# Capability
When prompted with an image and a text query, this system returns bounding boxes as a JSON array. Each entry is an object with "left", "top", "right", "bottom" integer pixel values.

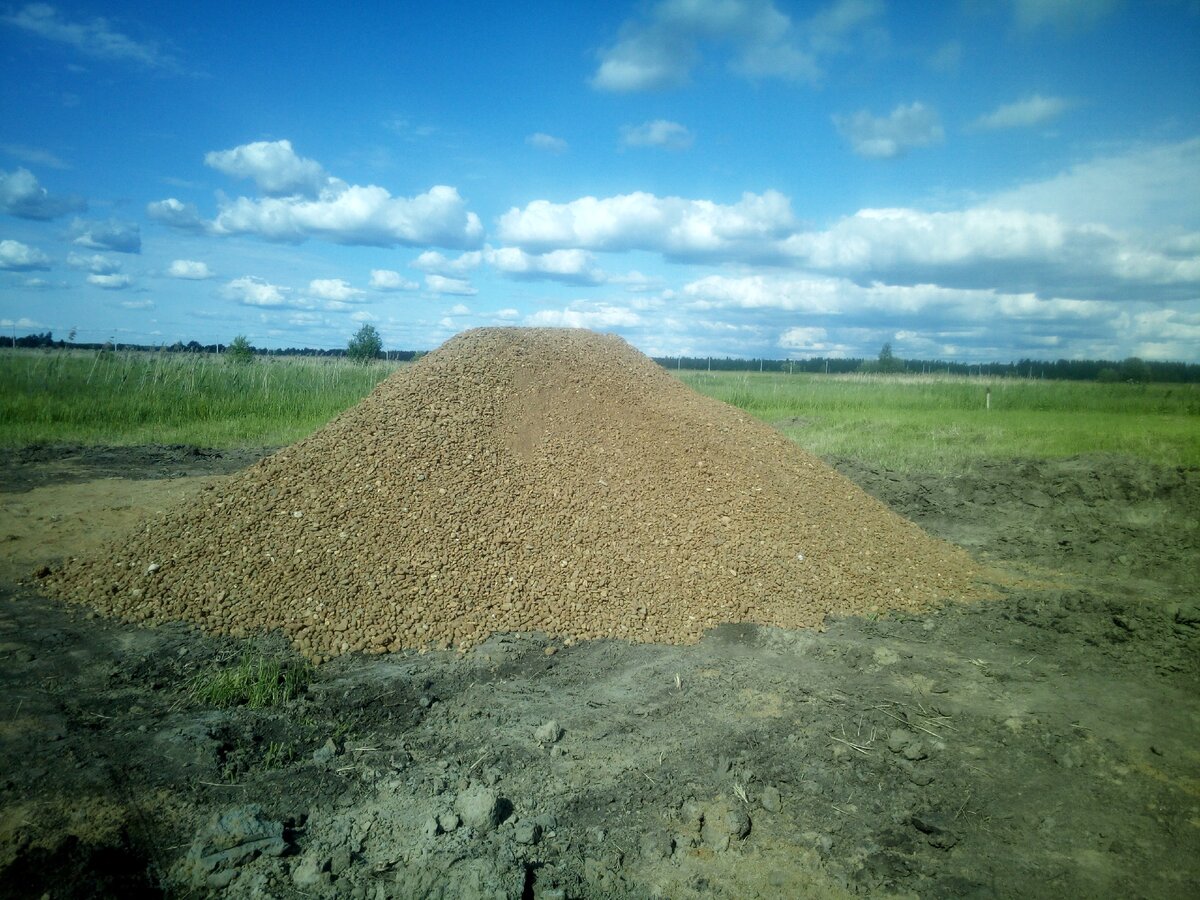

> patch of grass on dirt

[
  {"left": 188, "top": 652, "right": 312, "bottom": 709},
  {"left": 679, "top": 371, "right": 1200, "bottom": 472},
  {"left": 0, "top": 349, "right": 397, "bottom": 447}
]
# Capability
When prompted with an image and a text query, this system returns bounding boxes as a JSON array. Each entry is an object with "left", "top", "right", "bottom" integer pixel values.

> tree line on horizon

[{"left": 8, "top": 331, "right": 1199, "bottom": 384}]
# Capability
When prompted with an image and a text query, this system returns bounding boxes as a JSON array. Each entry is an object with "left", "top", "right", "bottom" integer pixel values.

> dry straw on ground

[{"left": 44, "top": 328, "right": 993, "bottom": 661}]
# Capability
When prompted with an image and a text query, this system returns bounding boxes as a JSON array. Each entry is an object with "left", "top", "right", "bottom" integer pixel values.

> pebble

[
  {"left": 454, "top": 785, "right": 505, "bottom": 834},
  {"left": 514, "top": 821, "right": 542, "bottom": 845},
  {"left": 760, "top": 786, "right": 782, "bottom": 813}
]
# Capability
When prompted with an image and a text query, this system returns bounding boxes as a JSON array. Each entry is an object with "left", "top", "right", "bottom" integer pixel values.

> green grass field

[
  {"left": 0, "top": 349, "right": 397, "bottom": 448},
  {"left": 2, "top": 349, "right": 1197, "bottom": 471},
  {"left": 679, "top": 371, "right": 1200, "bottom": 471}
]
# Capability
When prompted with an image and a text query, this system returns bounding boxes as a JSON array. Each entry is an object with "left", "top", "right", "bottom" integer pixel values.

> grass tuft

[{"left": 188, "top": 652, "right": 313, "bottom": 709}]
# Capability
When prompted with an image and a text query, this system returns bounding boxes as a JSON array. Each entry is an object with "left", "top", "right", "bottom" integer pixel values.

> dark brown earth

[{"left": 1, "top": 445, "right": 1197, "bottom": 899}]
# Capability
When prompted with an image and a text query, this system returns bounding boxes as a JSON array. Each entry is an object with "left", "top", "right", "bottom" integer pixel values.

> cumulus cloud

[
  {"left": 0, "top": 167, "right": 85, "bottom": 219},
  {"left": 425, "top": 274, "right": 477, "bottom": 295},
  {"left": 774, "top": 205, "right": 1200, "bottom": 301},
  {"left": 67, "top": 252, "right": 119, "bottom": 274},
  {"left": 971, "top": 94, "right": 1071, "bottom": 130},
  {"left": 486, "top": 247, "right": 607, "bottom": 284},
  {"left": 167, "top": 259, "right": 212, "bottom": 279},
  {"left": 0, "top": 239, "right": 50, "bottom": 270},
  {"left": 833, "top": 102, "right": 944, "bottom": 158},
  {"left": 222, "top": 275, "right": 297, "bottom": 308},
  {"left": 71, "top": 218, "right": 141, "bottom": 253},
  {"left": 369, "top": 269, "right": 418, "bottom": 291},
  {"left": 526, "top": 301, "right": 643, "bottom": 329},
  {"left": 147, "top": 197, "right": 208, "bottom": 232},
  {"left": 2, "top": 3, "right": 174, "bottom": 68},
  {"left": 683, "top": 273, "right": 1112, "bottom": 328},
  {"left": 205, "top": 140, "right": 327, "bottom": 197},
  {"left": 591, "top": 0, "right": 883, "bottom": 92},
  {"left": 307, "top": 278, "right": 365, "bottom": 302},
  {"left": 497, "top": 189, "right": 794, "bottom": 257},
  {"left": 621, "top": 120, "right": 694, "bottom": 150},
  {"left": 87, "top": 273, "right": 131, "bottom": 289},
  {"left": 526, "top": 132, "right": 568, "bottom": 153},
  {"left": 412, "top": 250, "right": 483, "bottom": 274},
  {"left": 211, "top": 182, "right": 483, "bottom": 248}
]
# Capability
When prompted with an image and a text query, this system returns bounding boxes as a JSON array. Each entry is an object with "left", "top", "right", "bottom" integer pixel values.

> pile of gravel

[{"left": 44, "top": 328, "right": 992, "bottom": 661}]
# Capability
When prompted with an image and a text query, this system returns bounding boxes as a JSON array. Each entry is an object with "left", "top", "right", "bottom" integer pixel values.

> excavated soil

[{"left": 41, "top": 329, "right": 992, "bottom": 661}]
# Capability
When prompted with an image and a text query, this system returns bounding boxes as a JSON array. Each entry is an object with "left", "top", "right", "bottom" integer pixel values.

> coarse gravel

[{"left": 42, "top": 328, "right": 995, "bottom": 661}]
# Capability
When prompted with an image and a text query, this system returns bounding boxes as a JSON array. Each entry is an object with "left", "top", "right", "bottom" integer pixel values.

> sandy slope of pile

[{"left": 43, "top": 328, "right": 992, "bottom": 660}]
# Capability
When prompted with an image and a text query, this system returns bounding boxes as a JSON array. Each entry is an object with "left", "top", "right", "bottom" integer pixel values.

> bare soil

[{"left": 1, "top": 446, "right": 1197, "bottom": 899}]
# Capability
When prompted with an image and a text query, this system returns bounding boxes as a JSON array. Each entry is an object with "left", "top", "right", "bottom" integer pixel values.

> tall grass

[
  {"left": 0, "top": 349, "right": 397, "bottom": 447},
  {"left": 3, "top": 349, "right": 1196, "bottom": 470},
  {"left": 679, "top": 371, "right": 1200, "bottom": 472}
]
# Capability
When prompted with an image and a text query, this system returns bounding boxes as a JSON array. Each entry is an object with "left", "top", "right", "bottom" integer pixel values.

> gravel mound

[{"left": 43, "top": 328, "right": 992, "bottom": 661}]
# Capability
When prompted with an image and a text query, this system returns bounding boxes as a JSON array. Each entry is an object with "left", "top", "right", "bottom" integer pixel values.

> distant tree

[
  {"left": 347, "top": 324, "right": 382, "bottom": 362},
  {"left": 226, "top": 334, "right": 255, "bottom": 365},
  {"left": 1120, "top": 357, "right": 1150, "bottom": 384},
  {"left": 1096, "top": 367, "right": 1121, "bottom": 383},
  {"left": 876, "top": 342, "right": 905, "bottom": 374}
]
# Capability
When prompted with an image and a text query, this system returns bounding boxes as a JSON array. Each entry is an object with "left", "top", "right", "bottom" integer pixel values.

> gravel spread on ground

[{"left": 42, "top": 328, "right": 994, "bottom": 661}]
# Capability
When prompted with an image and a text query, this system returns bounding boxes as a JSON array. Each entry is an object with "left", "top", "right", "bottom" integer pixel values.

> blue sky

[{"left": 2, "top": 0, "right": 1199, "bottom": 361}]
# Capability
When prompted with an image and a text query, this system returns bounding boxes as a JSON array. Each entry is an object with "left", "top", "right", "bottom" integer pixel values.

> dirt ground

[{"left": 0, "top": 445, "right": 1197, "bottom": 899}]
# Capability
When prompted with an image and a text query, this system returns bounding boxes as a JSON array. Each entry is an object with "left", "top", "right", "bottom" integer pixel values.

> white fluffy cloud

[
  {"left": 308, "top": 278, "right": 365, "bottom": 302},
  {"left": 222, "top": 276, "right": 296, "bottom": 308},
  {"left": 526, "top": 301, "right": 643, "bottom": 329},
  {"left": 486, "top": 247, "right": 606, "bottom": 284},
  {"left": 211, "top": 183, "right": 483, "bottom": 248},
  {"left": 205, "top": 140, "right": 327, "bottom": 197},
  {"left": 0, "top": 167, "right": 85, "bottom": 219},
  {"left": 153, "top": 141, "right": 484, "bottom": 249},
  {"left": 67, "top": 252, "right": 119, "bottom": 274},
  {"left": 776, "top": 206, "right": 1200, "bottom": 300},
  {"left": 369, "top": 269, "right": 418, "bottom": 291},
  {"left": 425, "top": 274, "right": 476, "bottom": 295},
  {"left": 498, "top": 189, "right": 794, "bottom": 256},
  {"left": 412, "top": 250, "right": 483, "bottom": 274},
  {"left": 167, "top": 259, "right": 213, "bottom": 279},
  {"left": 87, "top": 273, "right": 131, "bottom": 289},
  {"left": 71, "top": 218, "right": 141, "bottom": 253},
  {"left": 972, "top": 94, "right": 1071, "bottom": 130},
  {"left": 833, "top": 102, "right": 943, "bottom": 158},
  {"left": 0, "top": 239, "right": 50, "bottom": 270},
  {"left": 147, "top": 198, "right": 208, "bottom": 232},
  {"left": 526, "top": 132, "right": 568, "bottom": 153},
  {"left": 683, "top": 272, "right": 1113, "bottom": 329},
  {"left": 621, "top": 120, "right": 694, "bottom": 150}
]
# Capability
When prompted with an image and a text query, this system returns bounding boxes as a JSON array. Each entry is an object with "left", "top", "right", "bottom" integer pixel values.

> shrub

[
  {"left": 347, "top": 324, "right": 382, "bottom": 363},
  {"left": 226, "top": 335, "right": 255, "bottom": 366}
]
